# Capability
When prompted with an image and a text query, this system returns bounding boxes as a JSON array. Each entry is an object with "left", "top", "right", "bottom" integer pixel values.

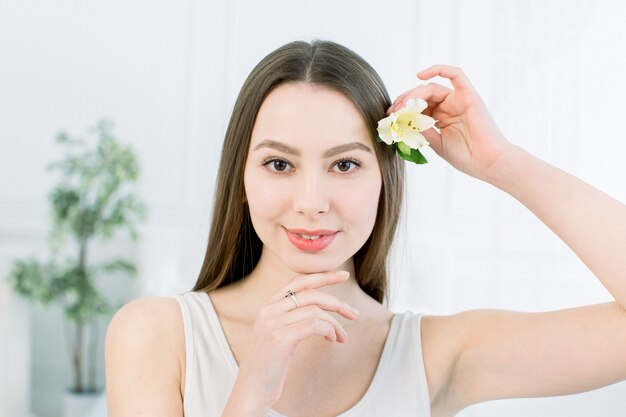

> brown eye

[
  {"left": 262, "top": 158, "right": 293, "bottom": 173},
  {"left": 331, "top": 158, "right": 361, "bottom": 175},
  {"left": 337, "top": 161, "right": 352, "bottom": 172},
  {"left": 272, "top": 160, "right": 288, "bottom": 171}
]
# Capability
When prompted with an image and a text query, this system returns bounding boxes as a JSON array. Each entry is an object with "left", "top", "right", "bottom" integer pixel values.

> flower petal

[
  {"left": 377, "top": 117, "right": 394, "bottom": 145},
  {"left": 398, "top": 128, "right": 430, "bottom": 149},
  {"left": 401, "top": 97, "right": 428, "bottom": 114},
  {"left": 412, "top": 113, "right": 437, "bottom": 131}
]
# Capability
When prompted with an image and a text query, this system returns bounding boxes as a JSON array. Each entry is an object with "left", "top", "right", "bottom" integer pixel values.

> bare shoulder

[{"left": 105, "top": 296, "right": 186, "bottom": 417}]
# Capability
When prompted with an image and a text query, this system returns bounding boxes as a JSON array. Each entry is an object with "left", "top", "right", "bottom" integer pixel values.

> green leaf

[
  {"left": 375, "top": 135, "right": 383, "bottom": 143},
  {"left": 5, "top": 258, "right": 58, "bottom": 304},
  {"left": 49, "top": 186, "right": 81, "bottom": 222},
  {"left": 395, "top": 141, "right": 428, "bottom": 164}
]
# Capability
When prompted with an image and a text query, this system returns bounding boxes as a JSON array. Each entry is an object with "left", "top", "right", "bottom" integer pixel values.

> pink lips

[{"left": 284, "top": 228, "right": 338, "bottom": 252}]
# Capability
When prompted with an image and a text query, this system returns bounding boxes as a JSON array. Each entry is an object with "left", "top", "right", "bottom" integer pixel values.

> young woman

[{"left": 105, "top": 39, "right": 626, "bottom": 417}]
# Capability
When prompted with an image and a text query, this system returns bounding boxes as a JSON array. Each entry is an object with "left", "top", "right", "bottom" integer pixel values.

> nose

[{"left": 292, "top": 170, "right": 330, "bottom": 219}]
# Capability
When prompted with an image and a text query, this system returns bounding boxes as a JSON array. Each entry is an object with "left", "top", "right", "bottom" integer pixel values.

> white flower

[{"left": 377, "top": 98, "right": 436, "bottom": 149}]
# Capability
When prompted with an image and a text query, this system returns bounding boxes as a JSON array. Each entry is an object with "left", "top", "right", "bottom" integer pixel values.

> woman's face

[{"left": 244, "top": 81, "right": 383, "bottom": 274}]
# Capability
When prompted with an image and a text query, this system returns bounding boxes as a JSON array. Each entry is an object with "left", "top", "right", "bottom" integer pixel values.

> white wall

[
  {"left": 0, "top": 282, "right": 33, "bottom": 417},
  {"left": 1, "top": 0, "right": 626, "bottom": 416}
]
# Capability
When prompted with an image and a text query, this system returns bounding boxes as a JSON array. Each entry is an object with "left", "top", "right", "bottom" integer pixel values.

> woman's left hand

[{"left": 388, "top": 65, "right": 516, "bottom": 181}]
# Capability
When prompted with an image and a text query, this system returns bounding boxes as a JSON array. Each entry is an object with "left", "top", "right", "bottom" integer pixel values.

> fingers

[
  {"left": 417, "top": 64, "right": 474, "bottom": 91},
  {"left": 281, "top": 305, "right": 348, "bottom": 343},
  {"left": 272, "top": 288, "right": 359, "bottom": 320},
  {"left": 268, "top": 270, "right": 350, "bottom": 304},
  {"left": 387, "top": 83, "right": 452, "bottom": 115},
  {"left": 385, "top": 66, "right": 474, "bottom": 116},
  {"left": 283, "top": 317, "right": 342, "bottom": 344},
  {"left": 260, "top": 270, "right": 359, "bottom": 345}
]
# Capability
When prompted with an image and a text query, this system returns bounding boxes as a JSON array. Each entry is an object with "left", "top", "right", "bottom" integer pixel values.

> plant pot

[{"left": 62, "top": 389, "right": 103, "bottom": 417}]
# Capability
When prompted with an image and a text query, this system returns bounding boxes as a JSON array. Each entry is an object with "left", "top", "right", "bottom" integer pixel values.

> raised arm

[
  {"left": 389, "top": 65, "right": 626, "bottom": 415},
  {"left": 389, "top": 64, "right": 626, "bottom": 309}
]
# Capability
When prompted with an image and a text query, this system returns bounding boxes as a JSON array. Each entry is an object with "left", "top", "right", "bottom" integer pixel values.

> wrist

[
  {"left": 222, "top": 379, "right": 273, "bottom": 417},
  {"left": 483, "top": 144, "right": 530, "bottom": 189}
]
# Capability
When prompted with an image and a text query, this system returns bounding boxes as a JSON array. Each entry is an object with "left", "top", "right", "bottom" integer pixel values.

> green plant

[{"left": 5, "top": 118, "right": 147, "bottom": 393}]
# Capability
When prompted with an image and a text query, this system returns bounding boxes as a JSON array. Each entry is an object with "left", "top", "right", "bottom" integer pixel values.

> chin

[
  {"left": 287, "top": 262, "right": 333, "bottom": 275},
  {"left": 282, "top": 255, "right": 348, "bottom": 275}
]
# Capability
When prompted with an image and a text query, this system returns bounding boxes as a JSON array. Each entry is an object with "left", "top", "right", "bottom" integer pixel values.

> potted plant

[{"left": 4, "top": 118, "right": 147, "bottom": 417}]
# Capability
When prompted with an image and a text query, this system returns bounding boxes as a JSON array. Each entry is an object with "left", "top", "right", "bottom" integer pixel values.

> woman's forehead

[{"left": 251, "top": 82, "right": 372, "bottom": 150}]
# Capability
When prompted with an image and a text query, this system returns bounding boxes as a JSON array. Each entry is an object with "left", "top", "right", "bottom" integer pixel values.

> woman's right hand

[
  {"left": 387, "top": 65, "right": 515, "bottom": 183},
  {"left": 233, "top": 270, "right": 360, "bottom": 409}
]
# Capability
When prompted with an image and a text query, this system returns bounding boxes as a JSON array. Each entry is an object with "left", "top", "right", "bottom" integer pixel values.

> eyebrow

[{"left": 252, "top": 139, "right": 372, "bottom": 158}]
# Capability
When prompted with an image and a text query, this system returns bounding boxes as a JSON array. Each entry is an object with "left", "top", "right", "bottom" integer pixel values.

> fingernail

[
  {"left": 337, "top": 271, "right": 349, "bottom": 278},
  {"left": 351, "top": 307, "right": 360, "bottom": 316}
]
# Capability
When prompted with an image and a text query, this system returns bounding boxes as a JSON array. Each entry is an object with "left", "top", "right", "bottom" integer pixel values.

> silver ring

[{"left": 285, "top": 290, "right": 299, "bottom": 308}]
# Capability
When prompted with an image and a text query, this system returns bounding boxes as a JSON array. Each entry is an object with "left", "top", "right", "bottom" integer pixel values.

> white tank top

[{"left": 173, "top": 291, "right": 431, "bottom": 417}]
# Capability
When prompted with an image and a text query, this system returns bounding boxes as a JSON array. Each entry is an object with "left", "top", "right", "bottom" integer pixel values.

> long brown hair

[{"left": 192, "top": 39, "right": 405, "bottom": 306}]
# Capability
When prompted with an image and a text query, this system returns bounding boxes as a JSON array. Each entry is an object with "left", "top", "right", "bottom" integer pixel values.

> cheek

[
  {"left": 337, "top": 177, "right": 382, "bottom": 230},
  {"left": 244, "top": 169, "right": 290, "bottom": 219}
]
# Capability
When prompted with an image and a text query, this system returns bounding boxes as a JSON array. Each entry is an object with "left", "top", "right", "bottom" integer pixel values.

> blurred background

[{"left": 2, "top": 0, "right": 626, "bottom": 416}]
